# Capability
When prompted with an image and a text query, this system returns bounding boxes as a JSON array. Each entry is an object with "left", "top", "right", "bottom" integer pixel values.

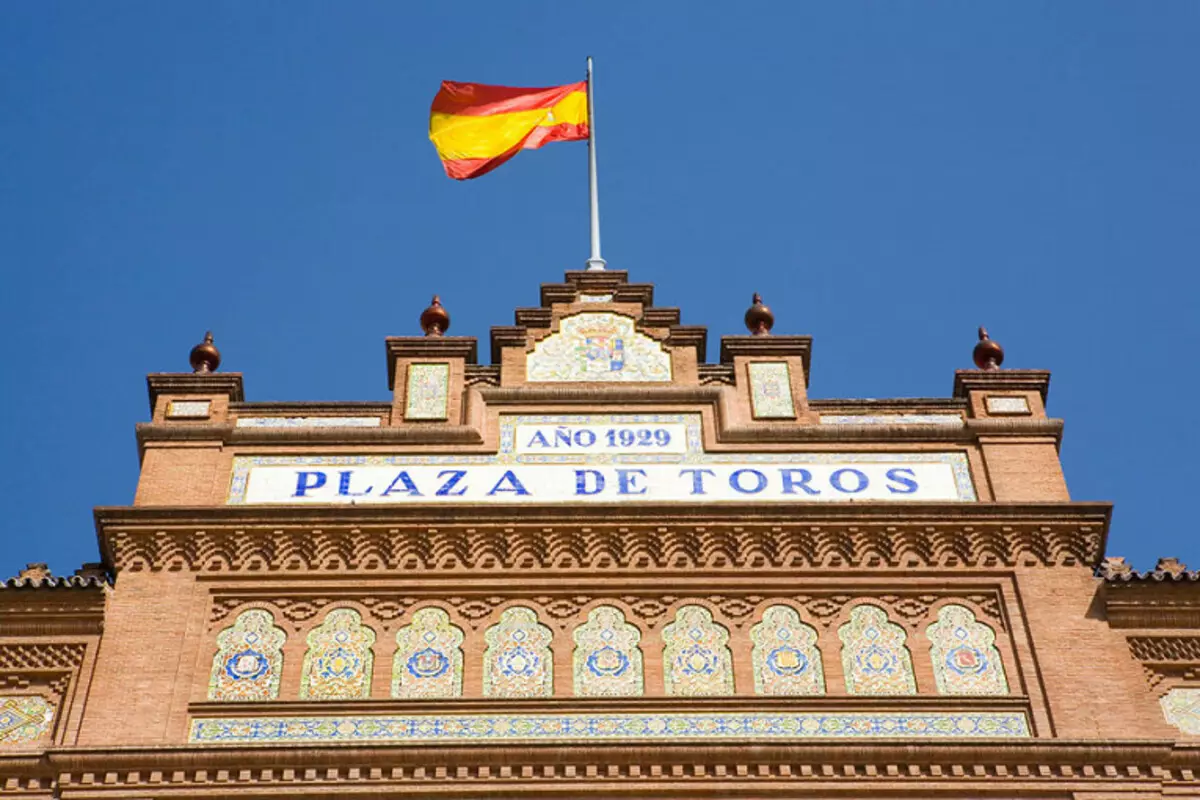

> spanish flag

[{"left": 429, "top": 80, "right": 589, "bottom": 180}]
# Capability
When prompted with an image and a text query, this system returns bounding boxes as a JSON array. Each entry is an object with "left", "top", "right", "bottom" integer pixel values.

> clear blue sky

[{"left": 2, "top": 2, "right": 1197, "bottom": 578}]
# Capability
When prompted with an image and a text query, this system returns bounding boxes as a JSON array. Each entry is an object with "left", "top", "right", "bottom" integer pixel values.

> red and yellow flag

[{"left": 429, "top": 80, "right": 589, "bottom": 180}]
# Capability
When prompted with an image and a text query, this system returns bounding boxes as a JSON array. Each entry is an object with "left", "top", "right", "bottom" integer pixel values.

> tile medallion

[
  {"left": 300, "top": 608, "right": 376, "bottom": 701},
  {"left": 483, "top": 607, "right": 554, "bottom": 698},
  {"left": 236, "top": 416, "right": 381, "bottom": 428},
  {"left": 527, "top": 312, "right": 672, "bottom": 383},
  {"left": 926, "top": 604, "right": 1008, "bottom": 695},
  {"left": 405, "top": 363, "right": 451, "bottom": 421},
  {"left": 392, "top": 607, "right": 464, "bottom": 699},
  {"left": 747, "top": 362, "right": 796, "bottom": 419},
  {"left": 1162, "top": 688, "right": 1200, "bottom": 735},
  {"left": 166, "top": 400, "right": 211, "bottom": 419},
  {"left": 751, "top": 605, "right": 825, "bottom": 695},
  {"left": 573, "top": 605, "right": 644, "bottom": 697},
  {"left": 0, "top": 696, "right": 55, "bottom": 746},
  {"left": 985, "top": 395, "right": 1032, "bottom": 415},
  {"left": 839, "top": 605, "right": 917, "bottom": 695},
  {"left": 190, "top": 710, "right": 1031, "bottom": 744},
  {"left": 662, "top": 605, "right": 734, "bottom": 696},
  {"left": 209, "top": 609, "right": 286, "bottom": 702}
]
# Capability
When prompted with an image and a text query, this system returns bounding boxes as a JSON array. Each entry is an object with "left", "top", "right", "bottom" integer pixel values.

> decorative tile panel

[
  {"left": 751, "top": 605, "right": 824, "bottom": 695},
  {"left": 236, "top": 416, "right": 381, "bottom": 428},
  {"left": 392, "top": 607, "right": 463, "bottom": 699},
  {"left": 209, "top": 609, "right": 286, "bottom": 702},
  {"left": 839, "top": 605, "right": 917, "bottom": 695},
  {"left": 747, "top": 362, "right": 795, "bottom": 419},
  {"left": 986, "top": 395, "right": 1032, "bottom": 415},
  {"left": 166, "top": 400, "right": 211, "bottom": 419},
  {"left": 927, "top": 604, "right": 1008, "bottom": 695},
  {"left": 191, "top": 709, "right": 1032, "bottom": 744},
  {"left": 0, "top": 696, "right": 54, "bottom": 746},
  {"left": 483, "top": 607, "right": 553, "bottom": 698},
  {"left": 300, "top": 608, "right": 375, "bottom": 700},
  {"left": 578, "top": 293, "right": 613, "bottom": 303},
  {"left": 1162, "top": 688, "right": 1200, "bottom": 735},
  {"left": 662, "top": 605, "right": 733, "bottom": 696},
  {"left": 405, "top": 363, "right": 451, "bottom": 421},
  {"left": 573, "top": 606, "right": 643, "bottom": 697},
  {"left": 527, "top": 313, "right": 671, "bottom": 383},
  {"left": 819, "top": 414, "right": 964, "bottom": 426}
]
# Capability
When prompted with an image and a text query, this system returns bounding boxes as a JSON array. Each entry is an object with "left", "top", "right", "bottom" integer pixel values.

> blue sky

[{"left": 2, "top": 2, "right": 1197, "bottom": 578}]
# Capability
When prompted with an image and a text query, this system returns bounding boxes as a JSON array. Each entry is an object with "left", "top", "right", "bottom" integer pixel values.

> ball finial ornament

[
  {"left": 189, "top": 331, "right": 221, "bottom": 373},
  {"left": 744, "top": 293, "right": 774, "bottom": 336},
  {"left": 973, "top": 326, "right": 1004, "bottom": 371},
  {"left": 420, "top": 295, "right": 451, "bottom": 337}
]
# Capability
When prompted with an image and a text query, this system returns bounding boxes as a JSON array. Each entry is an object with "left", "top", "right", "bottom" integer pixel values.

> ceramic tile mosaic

[
  {"left": 228, "top": 413, "right": 978, "bottom": 504},
  {"left": 985, "top": 395, "right": 1031, "bottom": 415},
  {"left": 839, "top": 605, "right": 917, "bottom": 695},
  {"left": 0, "top": 696, "right": 54, "bottom": 746},
  {"left": 927, "top": 605, "right": 1008, "bottom": 695},
  {"left": 483, "top": 607, "right": 553, "bottom": 698},
  {"left": 573, "top": 605, "right": 644, "bottom": 697},
  {"left": 527, "top": 312, "right": 672, "bottom": 383},
  {"left": 578, "top": 293, "right": 613, "bottom": 303},
  {"left": 405, "top": 363, "right": 451, "bottom": 421},
  {"left": 819, "top": 414, "right": 964, "bottom": 427},
  {"left": 392, "top": 607, "right": 463, "bottom": 699},
  {"left": 662, "top": 605, "right": 734, "bottom": 696},
  {"left": 190, "top": 709, "right": 1031, "bottom": 744},
  {"left": 750, "top": 605, "right": 825, "bottom": 695},
  {"left": 166, "top": 400, "right": 211, "bottom": 419},
  {"left": 300, "top": 608, "right": 375, "bottom": 701},
  {"left": 235, "top": 416, "right": 381, "bottom": 428},
  {"left": 747, "top": 362, "right": 796, "bottom": 419},
  {"left": 209, "top": 609, "right": 286, "bottom": 702},
  {"left": 1161, "top": 688, "right": 1200, "bottom": 735}
]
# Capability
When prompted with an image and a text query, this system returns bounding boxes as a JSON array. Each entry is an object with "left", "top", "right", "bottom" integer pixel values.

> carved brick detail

[
  {"left": 0, "top": 643, "right": 87, "bottom": 672},
  {"left": 1129, "top": 637, "right": 1200, "bottom": 662}
]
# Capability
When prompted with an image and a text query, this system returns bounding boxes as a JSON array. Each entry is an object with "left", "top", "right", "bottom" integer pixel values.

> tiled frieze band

[
  {"left": 189, "top": 709, "right": 1031, "bottom": 745},
  {"left": 235, "top": 417, "right": 382, "bottom": 428},
  {"left": 820, "top": 414, "right": 964, "bottom": 427}
]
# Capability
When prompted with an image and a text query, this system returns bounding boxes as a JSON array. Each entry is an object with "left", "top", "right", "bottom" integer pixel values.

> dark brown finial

[
  {"left": 189, "top": 331, "right": 221, "bottom": 373},
  {"left": 420, "top": 295, "right": 451, "bottom": 337},
  {"left": 744, "top": 293, "right": 774, "bottom": 336},
  {"left": 972, "top": 326, "right": 1004, "bottom": 371}
]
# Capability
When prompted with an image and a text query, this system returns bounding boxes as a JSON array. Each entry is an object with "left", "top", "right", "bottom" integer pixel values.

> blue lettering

[
  {"left": 526, "top": 431, "right": 550, "bottom": 449},
  {"left": 488, "top": 470, "right": 531, "bottom": 496},
  {"left": 574, "top": 429, "right": 596, "bottom": 447},
  {"left": 616, "top": 468, "right": 648, "bottom": 495},
  {"left": 779, "top": 468, "right": 820, "bottom": 495},
  {"left": 679, "top": 468, "right": 716, "bottom": 495},
  {"left": 554, "top": 427, "right": 572, "bottom": 447},
  {"left": 729, "top": 469, "right": 768, "bottom": 494},
  {"left": 575, "top": 469, "right": 605, "bottom": 495},
  {"left": 885, "top": 467, "right": 919, "bottom": 494},
  {"left": 293, "top": 471, "right": 327, "bottom": 497},
  {"left": 380, "top": 471, "right": 422, "bottom": 497},
  {"left": 830, "top": 468, "right": 868, "bottom": 494},
  {"left": 435, "top": 469, "right": 468, "bottom": 496},
  {"left": 337, "top": 470, "right": 373, "bottom": 497}
]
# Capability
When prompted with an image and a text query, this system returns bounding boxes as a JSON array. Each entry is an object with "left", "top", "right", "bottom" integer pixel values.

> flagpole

[{"left": 585, "top": 56, "right": 606, "bottom": 271}]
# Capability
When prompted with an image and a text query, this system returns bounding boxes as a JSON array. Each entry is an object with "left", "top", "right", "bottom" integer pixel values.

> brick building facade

[{"left": 2, "top": 269, "right": 1198, "bottom": 797}]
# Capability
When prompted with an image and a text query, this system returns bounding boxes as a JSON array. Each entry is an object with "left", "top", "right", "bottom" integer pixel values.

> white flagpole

[{"left": 584, "top": 56, "right": 606, "bottom": 271}]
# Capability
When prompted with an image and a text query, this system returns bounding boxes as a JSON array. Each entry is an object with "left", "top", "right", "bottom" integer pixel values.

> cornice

[
  {"left": 93, "top": 502, "right": 1111, "bottom": 575},
  {"left": 145, "top": 373, "right": 244, "bottom": 413},
  {"left": 384, "top": 337, "right": 479, "bottom": 388},
  {"left": 719, "top": 335, "right": 814, "bottom": 383},
  {"left": 953, "top": 369, "right": 1052, "bottom": 401}
]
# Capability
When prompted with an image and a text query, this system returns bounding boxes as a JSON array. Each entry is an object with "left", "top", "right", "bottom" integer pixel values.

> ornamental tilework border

[
  {"left": 573, "top": 606, "right": 644, "bottom": 697},
  {"left": 0, "top": 696, "right": 55, "bottom": 746},
  {"left": 751, "top": 605, "right": 824, "bottom": 695},
  {"left": 662, "top": 605, "right": 734, "bottom": 696},
  {"left": 1161, "top": 688, "right": 1200, "bottom": 735},
  {"left": 392, "top": 607, "right": 464, "bottom": 699},
  {"left": 190, "top": 710, "right": 1031, "bottom": 745},
  {"left": 748, "top": 362, "right": 796, "bottom": 419},
  {"left": 209, "top": 609, "right": 286, "bottom": 702},
  {"left": 839, "top": 605, "right": 917, "bottom": 696},
  {"left": 300, "top": 609, "right": 375, "bottom": 701},
  {"left": 526, "top": 313, "right": 672, "bottom": 383},
  {"left": 927, "top": 605, "right": 1008, "bottom": 695},
  {"left": 405, "top": 363, "right": 451, "bottom": 421},
  {"left": 483, "top": 607, "right": 554, "bottom": 698}
]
